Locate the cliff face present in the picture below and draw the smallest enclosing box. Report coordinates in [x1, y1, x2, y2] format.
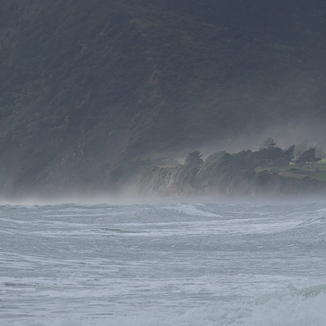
[1, 1, 326, 197]
[115, 159, 326, 197]
[131, 167, 326, 197]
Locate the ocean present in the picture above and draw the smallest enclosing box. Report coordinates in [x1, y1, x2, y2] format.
[1, 197, 326, 325]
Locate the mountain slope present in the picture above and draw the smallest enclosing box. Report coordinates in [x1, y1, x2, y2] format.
[0, 0, 326, 197]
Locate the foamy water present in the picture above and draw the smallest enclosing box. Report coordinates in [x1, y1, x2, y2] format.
[1, 199, 326, 325]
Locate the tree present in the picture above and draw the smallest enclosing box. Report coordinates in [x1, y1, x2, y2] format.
[261, 137, 276, 149]
[295, 148, 321, 165]
[282, 145, 295, 164]
[184, 150, 203, 166]
[255, 143, 294, 167]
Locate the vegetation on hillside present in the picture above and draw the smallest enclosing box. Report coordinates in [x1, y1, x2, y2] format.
[181, 141, 325, 194]
[1, 0, 326, 196]
[116, 139, 326, 196]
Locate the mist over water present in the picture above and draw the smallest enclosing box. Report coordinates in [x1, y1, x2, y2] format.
[1, 198, 326, 326]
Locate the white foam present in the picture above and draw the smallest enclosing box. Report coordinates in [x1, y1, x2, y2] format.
[2, 291, 326, 326]
[164, 203, 222, 217]
[243, 291, 326, 326]
[2, 201, 326, 326]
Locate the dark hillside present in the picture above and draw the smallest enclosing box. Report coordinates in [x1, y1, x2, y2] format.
[0, 0, 326, 196]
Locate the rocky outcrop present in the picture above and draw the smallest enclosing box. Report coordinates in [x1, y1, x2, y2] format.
[121, 153, 326, 197]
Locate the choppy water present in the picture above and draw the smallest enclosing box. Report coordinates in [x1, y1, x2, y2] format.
[1, 198, 326, 325]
